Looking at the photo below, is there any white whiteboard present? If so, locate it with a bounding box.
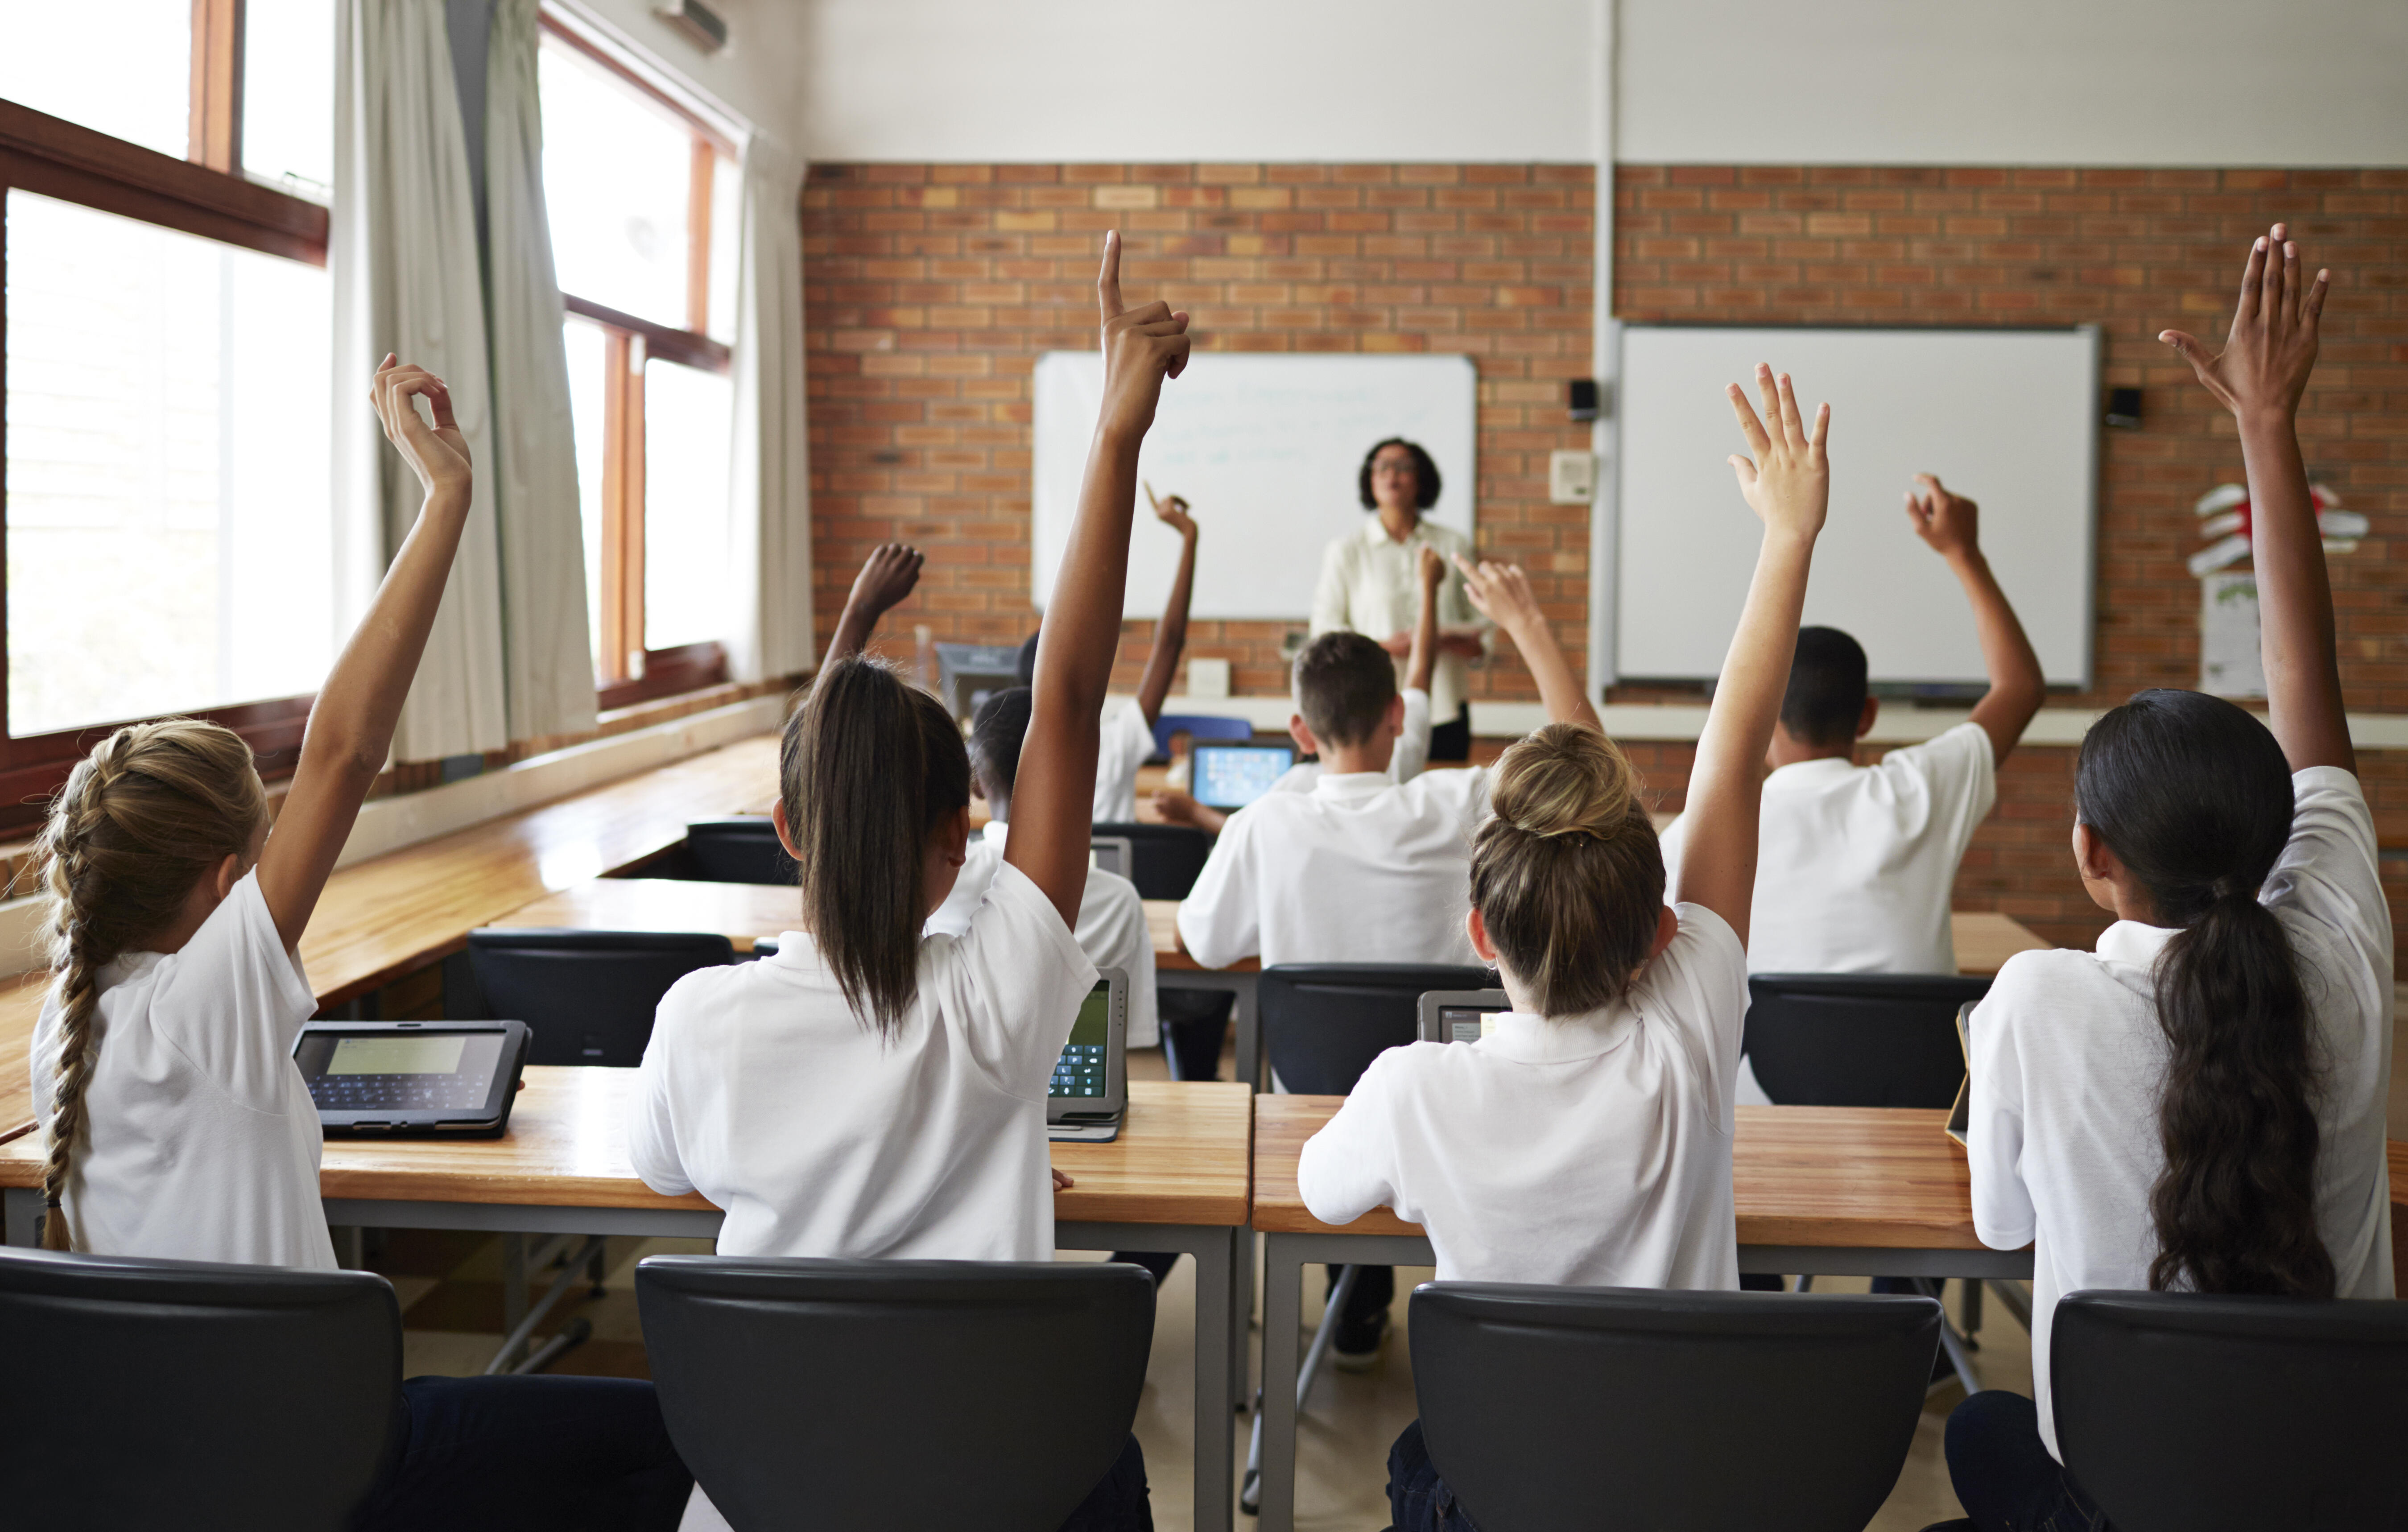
[1613,325,2098,689]
[1031,351,1478,619]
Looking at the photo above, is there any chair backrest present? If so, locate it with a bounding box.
[1743,972,1992,1108]
[0,1247,404,1532]
[2053,1289,2408,1532]
[1412,1282,1941,1532]
[1090,835,1135,882]
[1260,963,1494,1095]
[680,817,797,887]
[636,1255,1153,1532]
[467,928,734,1066]
[1152,711,1253,759]
[1090,821,1216,901]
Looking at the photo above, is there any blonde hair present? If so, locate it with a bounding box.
[1468,723,1664,1017]
[35,720,268,1250]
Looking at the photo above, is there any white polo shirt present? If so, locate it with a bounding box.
[30,870,332,1269]
[1298,904,1747,1289]
[927,818,1159,1047]
[1175,765,1489,970]
[1966,767,2394,1461]
[1659,721,1996,976]
[1092,699,1158,824]
[628,860,1095,1262]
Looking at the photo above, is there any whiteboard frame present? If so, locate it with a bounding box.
[1601,321,2101,694]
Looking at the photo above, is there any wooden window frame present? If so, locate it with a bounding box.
[540,17,735,700]
[0,90,329,832]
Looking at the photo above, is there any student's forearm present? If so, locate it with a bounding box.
[1500,615,1599,731]
[1950,548,2045,761]
[2244,413,2353,772]
[1407,583,1439,695]
[1693,531,1814,805]
[826,601,880,664]
[1136,531,1196,723]
[307,487,475,779]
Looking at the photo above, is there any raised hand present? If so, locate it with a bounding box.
[1096,230,1191,441]
[1418,545,1446,593]
[1454,554,1541,636]
[2161,223,2328,422]
[371,354,471,499]
[1726,363,1830,542]
[848,543,924,620]
[1905,474,1979,559]
[1145,481,1198,540]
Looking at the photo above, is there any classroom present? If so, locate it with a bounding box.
[1,1,2404,1529]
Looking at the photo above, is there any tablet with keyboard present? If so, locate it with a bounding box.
[293,1020,531,1136]
[1049,967,1128,1143]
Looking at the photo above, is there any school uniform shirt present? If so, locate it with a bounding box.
[28,870,332,1269]
[1311,518,1491,725]
[1297,904,1748,1289]
[628,860,1096,1263]
[1260,687,1433,798]
[1967,766,2395,1462]
[1091,698,1158,824]
[1176,765,1490,970]
[927,818,1159,1047]
[1657,720,1996,976]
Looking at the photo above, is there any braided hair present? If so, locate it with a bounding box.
[34,720,268,1251]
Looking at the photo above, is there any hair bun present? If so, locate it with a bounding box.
[1491,723,1640,840]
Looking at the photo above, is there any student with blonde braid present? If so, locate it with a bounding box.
[29,359,690,1532]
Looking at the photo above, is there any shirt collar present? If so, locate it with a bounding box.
[1766,756,1860,786]
[1312,771,1393,801]
[2093,920,2181,971]
[1480,1007,1636,1063]
[1362,516,1426,548]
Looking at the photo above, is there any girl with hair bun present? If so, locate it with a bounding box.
[1941,229,2394,1532]
[1298,366,1832,1532]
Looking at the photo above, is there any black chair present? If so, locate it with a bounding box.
[1091,820,1214,901]
[1259,962,1495,1096]
[635,1255,1152,1531]
[1413,1282,1941,1532]
[2052,1288,2408,1531]
[467,928,734,1067]
[678,816,797,886]
[1743,972,1992,1108]
[0,1247,404,1531]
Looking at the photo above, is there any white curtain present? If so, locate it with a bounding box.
[331,0,510,762]
[726,135,816,682]
[483,0,598,740]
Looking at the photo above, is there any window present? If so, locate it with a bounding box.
[0,4,332,825]
[539,20,736,705]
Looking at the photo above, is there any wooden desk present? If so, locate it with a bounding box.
[0,1073,1254,1532]
[490,879,800,953]
[1246,1094,2030,1532]
[1144,900,1264,1090]
[1954,911,2050,976]
[0,736,780,1146]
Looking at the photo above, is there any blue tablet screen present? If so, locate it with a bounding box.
[1192,744,1295,809]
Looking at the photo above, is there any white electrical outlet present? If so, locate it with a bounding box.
[1549,449,1597,504]
[1185,657,1231,699]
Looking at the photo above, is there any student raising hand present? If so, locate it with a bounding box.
[827,543,925,662]
[1674,366,1829,943]
[1010,231,1191,924]
[1454,554,1600,732]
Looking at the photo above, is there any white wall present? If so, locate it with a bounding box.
[792,0,1599,162]
[1618,0,2408,167]
[555,0,814,149]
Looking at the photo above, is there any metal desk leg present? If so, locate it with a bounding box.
[1191,1225,1236,1532]
[1258,1234,1306,1532]
[1232,1227,1253,1412]
[1230,973,1261,1091]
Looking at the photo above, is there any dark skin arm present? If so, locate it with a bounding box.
[825,543,924,663]
[1904,475,2045,766]
[1135,484,1198,725]
[2162,223,2348,774]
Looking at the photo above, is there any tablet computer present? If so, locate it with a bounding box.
[1191,743,1296,810]
[293,1020,531,1137]
[1944,1001,1976,1148]
[1417,989,1512,1044]
[1049,967,1128,1142]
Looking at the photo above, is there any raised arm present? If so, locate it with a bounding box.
[825,543,925,663]
[1006,232,1191,923]
[1672,366,1830,942]
[1905,475,2044,765]
[1455,555,1599,732]
[255,359,474,946]
[1407,546,1442,696]
[1134,484,1198,725]
[2162,223,2348,774]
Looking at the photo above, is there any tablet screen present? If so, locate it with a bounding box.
[1192,744,1293,809]
[1438,1006,1501,1044]
[296,1030,505,1113]
[1050,985,1111,1100]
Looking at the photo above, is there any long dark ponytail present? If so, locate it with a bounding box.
[783,657,971,1038]
[2076,689,2334,1298]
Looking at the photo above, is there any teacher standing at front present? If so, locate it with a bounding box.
[1310,437,1491,760]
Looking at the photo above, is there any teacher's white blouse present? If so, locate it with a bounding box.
[1310,518,1489,724]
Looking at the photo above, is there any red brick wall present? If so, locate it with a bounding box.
[801,161,1595,700]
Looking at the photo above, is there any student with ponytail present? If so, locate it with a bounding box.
[1940,227,2393,1532]
[628,231,1189,1532]
[1297,366,1831,1532]
[30,362,690,1529]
